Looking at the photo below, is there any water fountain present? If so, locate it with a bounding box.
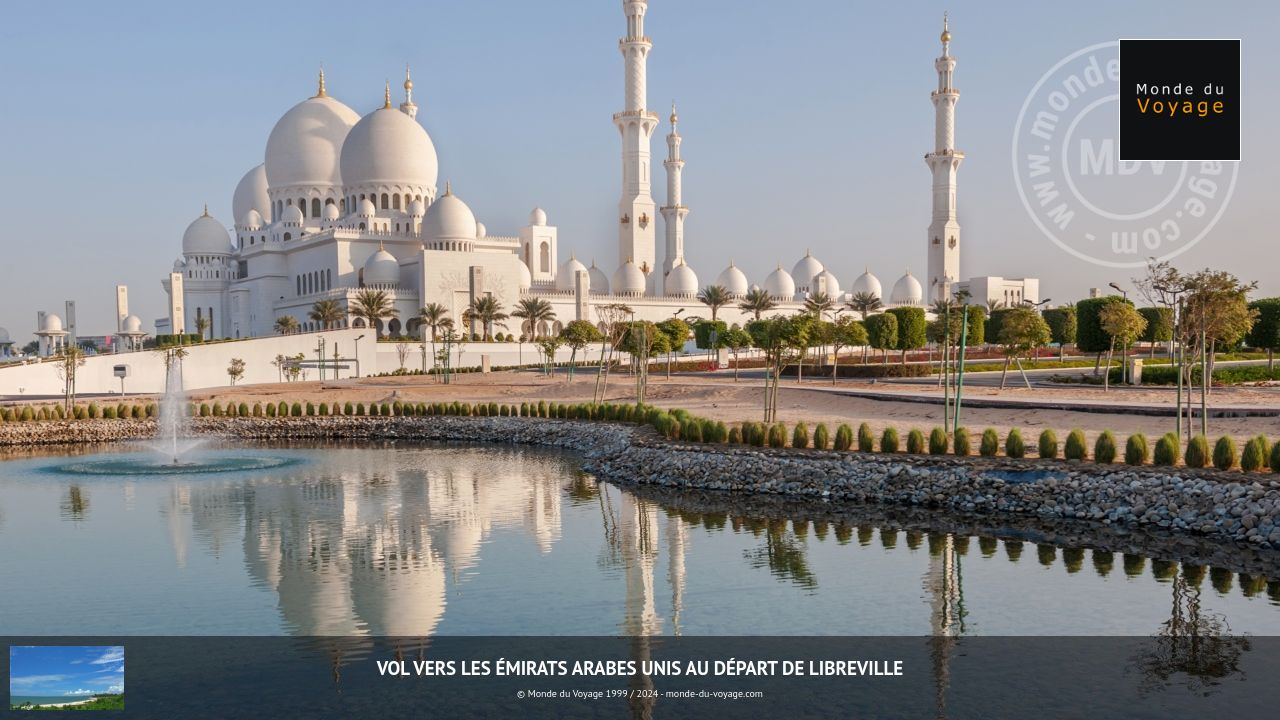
[50,347,295,477]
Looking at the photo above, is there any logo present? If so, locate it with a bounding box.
[1012,41,1238,269]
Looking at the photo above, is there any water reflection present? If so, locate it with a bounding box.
[59,485,89,521]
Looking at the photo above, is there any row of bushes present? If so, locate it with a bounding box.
[780,363,933,379]
[1108,364,1280,386]
[0,402,160,421]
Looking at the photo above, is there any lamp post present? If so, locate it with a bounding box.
[1108,283,1130,383]
[1153,280,1188,442]
[353,334,365,378]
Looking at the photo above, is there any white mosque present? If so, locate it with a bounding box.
[155,4,1037,343]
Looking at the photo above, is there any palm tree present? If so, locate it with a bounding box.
[463,295,509,341]
[512,297,556,340]
[273,315,299,335]
[697,285,731,322]
[416,303,450,341]
[846,291,882,320]
[739,287,776,320]
[194,316,211,341]
[804,292,835,321]
[309,299,343,330]
[352,289,398,336]
[986,298,1005,312]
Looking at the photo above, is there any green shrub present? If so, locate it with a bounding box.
[379,403,390,416]
[1185,435,1209,468]
[317,402,328,416]
[834,424,854,451]
[712,421,729,443]
[252,402,263,417]
[880,427,899,453]
[102,406,116,419]
[226,403,238,418]
[1271,441,1280,473]
[538,400,548,418]
[304,402,315,416]
[686,422,703,443]
[355,402,366,416]
[213,402,225,417]
[88,402,100,419]
[857,423,875,453]
[488,402,499,417]
[116,403,127,418]
[813,423,830,450]
[749,422,766,447]
[148,403,159,418]
[728,426,742,444]
[1038,430,1058,459]
[905,428,924,454]
[344,401,355,415]
[768,423,788,449]
[1241,436,1267,472]
[1125,433,1149,466]
[278,401,289,417]
[1252,435,1270,468]
[979,428,999,457]
[239,402,250,417]
[1005,429,1026,458]
[200,403,211,417]
[1213,436,1237,471]
[792,422,809,449]
[1094,431,1117,464]
[928,428,948,455]
[1153,433,1179,466]
[1064,429,1088,460]
[291,402,303,417]
[953,427,971,456]
[266,402,277,417]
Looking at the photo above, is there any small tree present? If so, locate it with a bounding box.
[560,320,603,381]
[997,307,1052,389]
[864,313,899,364]
[226,357,245,386]
[887,307,927,364]
[273,315,299,335]
[194,315,212,341]
[829,316,868,383]
[1098,302,1147,391]
[1246,298,1280,371]
[54,345,87,413]
[697,285,731,322]
[1042,305,1077,360]
[1137,307,1173,358]
[720,326,753,381]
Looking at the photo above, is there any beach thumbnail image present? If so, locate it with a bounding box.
[9,646,124,711]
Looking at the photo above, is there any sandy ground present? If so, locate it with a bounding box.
[26,697,96,708]
[171,369,1280,444]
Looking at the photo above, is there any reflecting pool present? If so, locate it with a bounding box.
[1,441,1277,637]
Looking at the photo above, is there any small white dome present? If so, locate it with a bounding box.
[557,256,588,292]
[665,262,699,298]
[612,260,646,296]
[530,207,547,226]
[408,199,426,217]
[182,211,232,255]
[850,268,882,299]
[814,269,841,297]
[890,271,923,305]
[791,250,825,291]
[281,204,304,225]
[172,257,187,270]
[123,315,143,333]
[516,258,533,289]
[264,94,360,190]
[357,197,376,217]
[323,202,340,221]
[422,191,477,242]
[363,246,400,286]
[240,209,264,229]
[233,164,271,225]
[475,221,487,238]
[40,314,64,333]
[588,262,610,295]
[763,265,796,300]
[0,327,9,343]
[715,262,749,297]
[340,106,438,194]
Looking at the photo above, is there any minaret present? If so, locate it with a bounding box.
[926,13,963,303]
[400,65,418,119]
[614,0,658,291]
[660,101,688,291]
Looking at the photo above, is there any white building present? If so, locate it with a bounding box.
[160,7,1034,339]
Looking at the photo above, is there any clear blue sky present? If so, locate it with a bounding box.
[9,646,124,697]
[0,0,1274,340]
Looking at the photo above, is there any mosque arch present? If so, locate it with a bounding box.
[283,232,292,242]
[388,318,402,336]
[311,198,321,217]
[392,194,401,210]
[539,242,550,273]
[380,193,389,209]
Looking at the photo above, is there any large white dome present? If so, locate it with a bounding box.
[715,262,749,297]
[665,262,699,298]
[363,246,400,286]
[516,258,533,290]
[791,251,825,291]
[264,94,360,191]
[530,207,547,226]
[557,256,588,292]
[612,260,646,296]
[890,271,923,305]
[233,164,271,225]
[339,106,438,195]
[182,211,232,255]
[814,269,841,297]
[763,265,796,300]
[588,261,610,295]
[422,190,477,242]
[40,314,64,333]
[122,315,143,333]
[850,268,882,298]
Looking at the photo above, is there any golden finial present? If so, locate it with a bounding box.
[316,65,327,98]
[941,12,951,44]
[202,203,209,217]
[444,180,452,196]
[383,81,391,109]
[404,64,413,92]
[670,100,678,125]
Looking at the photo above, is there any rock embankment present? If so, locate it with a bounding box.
[2,417,1278,550]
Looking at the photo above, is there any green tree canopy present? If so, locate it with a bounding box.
[1137,306,1173,344]
[887,307,927,352]
[1076,296,1130,353]
[864,313,898,352]
[1042,305,1077,347]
